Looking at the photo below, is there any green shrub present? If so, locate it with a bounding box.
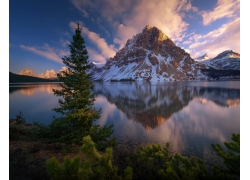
[211,133,240,180]
[126,143,210,180]
[46,136,132,180]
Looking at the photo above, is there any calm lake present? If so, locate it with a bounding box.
[9,81,240,165]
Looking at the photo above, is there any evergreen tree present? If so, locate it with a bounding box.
[38,22,115,148]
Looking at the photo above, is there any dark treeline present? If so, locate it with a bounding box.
[9,72,61,83]
[200,69,240,80]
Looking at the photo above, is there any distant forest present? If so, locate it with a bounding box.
[9,72,61,83]
[200,69,240,80]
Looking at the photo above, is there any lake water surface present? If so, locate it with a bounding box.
[9,81,240,166]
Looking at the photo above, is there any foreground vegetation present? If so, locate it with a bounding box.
[9,120,239,180]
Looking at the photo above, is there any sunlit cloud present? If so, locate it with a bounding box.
[20,44,68,64]
[184,48,191,54]
[70,0,198,48]
[188,18,240,58]
[201,0,240,26]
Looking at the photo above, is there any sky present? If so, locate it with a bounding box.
[8,0,241,75]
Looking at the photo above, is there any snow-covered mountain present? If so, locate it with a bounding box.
[91,25,207,81]
[19,68,36,77]
[195,50,240,70]
[19,67,70,79]
[194,53,210,61]
[38,70,57,79]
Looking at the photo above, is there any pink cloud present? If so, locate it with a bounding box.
[87,48,106,64]
[202,0,240,26]
[114,0,192,46]
[20,44,64,64]
[189,18,240,58]
[20,45,62,64]
[70,0,90,17]
[182,40,192,45]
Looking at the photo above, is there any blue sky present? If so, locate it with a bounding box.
[9,0,240,75]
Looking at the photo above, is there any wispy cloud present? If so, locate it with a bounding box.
[201,0,240,26]
[20,44,69,64]
[59,38,70,47]
[69,21,117,62]
[188,18,240,58]
[71,0,90,18]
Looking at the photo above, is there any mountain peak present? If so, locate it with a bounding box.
[194,53,209,61]
[19,68,36,77]
[122,25,173,53]
[142,25,169,41]
[143,25,152,31]
[212,50,240,60]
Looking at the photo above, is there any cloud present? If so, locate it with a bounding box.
[20,44,69,64]
[201,0,240,26]
[188,18,239,58]
[87,48,106,64]
[59,38,70,47]
[184,48,191,54]
[182,40,192,45]
[70,0,198,48]
[71,0,90,17]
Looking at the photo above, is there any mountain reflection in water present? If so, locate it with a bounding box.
[93,81,239,130]
[9,81,240,164]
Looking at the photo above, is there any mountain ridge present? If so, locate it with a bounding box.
[17,26,240,82]
[195,50,240,71]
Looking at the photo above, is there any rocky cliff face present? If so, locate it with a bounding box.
[19,68,36,77]
[91,25,206,81]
